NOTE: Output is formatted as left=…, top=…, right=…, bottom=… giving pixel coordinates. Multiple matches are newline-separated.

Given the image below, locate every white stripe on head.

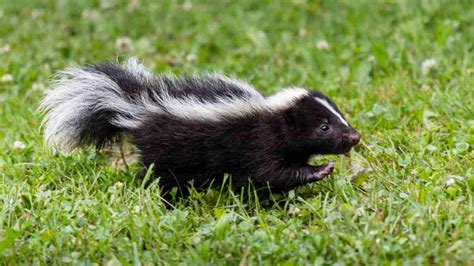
left=265, top=87, right=309, bottom=111
left=314, top=97, right=349, bottom=126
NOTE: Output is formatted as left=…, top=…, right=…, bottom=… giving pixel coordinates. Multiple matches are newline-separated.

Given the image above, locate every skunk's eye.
left=320, top=124, right=330, bottom=132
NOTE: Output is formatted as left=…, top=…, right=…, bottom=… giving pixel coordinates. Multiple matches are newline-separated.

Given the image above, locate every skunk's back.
left=40, top=58, right=262, bottom=152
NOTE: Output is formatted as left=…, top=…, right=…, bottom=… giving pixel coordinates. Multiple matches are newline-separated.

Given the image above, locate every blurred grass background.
left=0, top=0, right=473, bottom=264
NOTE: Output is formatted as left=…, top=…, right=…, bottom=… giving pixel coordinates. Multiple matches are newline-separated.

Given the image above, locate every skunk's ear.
left=284, top=107, right=308, bottom=131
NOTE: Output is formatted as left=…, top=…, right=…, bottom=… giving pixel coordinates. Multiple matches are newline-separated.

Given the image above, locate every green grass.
left=0, top=0, right=473, bottom=264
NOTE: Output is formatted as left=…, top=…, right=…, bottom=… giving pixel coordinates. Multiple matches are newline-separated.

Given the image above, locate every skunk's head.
left=281, top=90, right=360, bottom=157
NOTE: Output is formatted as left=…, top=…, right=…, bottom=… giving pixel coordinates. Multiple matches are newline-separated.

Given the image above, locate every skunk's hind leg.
left=154, top=171, right=221, bottom=198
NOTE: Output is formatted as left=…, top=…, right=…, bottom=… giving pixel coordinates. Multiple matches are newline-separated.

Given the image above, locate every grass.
left=0, top=0, right=473, bottom=264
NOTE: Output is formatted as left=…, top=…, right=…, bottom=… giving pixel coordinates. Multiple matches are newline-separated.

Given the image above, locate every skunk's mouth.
left=340, top=146, right=354, bottom=154
left=324, top=146, right=354, bottom=155
left=335, top=138, right=360, bottom=154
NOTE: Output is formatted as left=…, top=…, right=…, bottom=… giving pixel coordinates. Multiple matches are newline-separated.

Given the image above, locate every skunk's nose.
left=343, top=132, right=360, bottom=146
left=349, top=133, right=360, bottom=145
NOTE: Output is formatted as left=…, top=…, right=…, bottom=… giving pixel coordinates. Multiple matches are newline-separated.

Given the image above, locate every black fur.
left=42, top=60, right=360, bottom=195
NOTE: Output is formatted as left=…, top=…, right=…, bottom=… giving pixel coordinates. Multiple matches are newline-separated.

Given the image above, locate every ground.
left=0, top=0, right=473, bottom=265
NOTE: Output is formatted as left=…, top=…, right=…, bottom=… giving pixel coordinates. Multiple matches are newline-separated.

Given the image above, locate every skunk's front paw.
left=310, top=162, right=335, bottom=181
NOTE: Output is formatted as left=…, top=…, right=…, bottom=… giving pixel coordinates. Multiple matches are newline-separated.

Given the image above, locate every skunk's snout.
left=343, top=131, right=360, bottom=146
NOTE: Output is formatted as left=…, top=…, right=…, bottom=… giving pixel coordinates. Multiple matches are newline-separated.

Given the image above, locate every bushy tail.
left=40, top=58, right=157, bottom=153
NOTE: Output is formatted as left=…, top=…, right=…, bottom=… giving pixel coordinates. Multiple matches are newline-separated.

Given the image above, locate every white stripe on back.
left=265, top=87, right=309, bottom=110
left=157, top=88, right=308, bottom=121
left=314, top=97, right=349, bottom=126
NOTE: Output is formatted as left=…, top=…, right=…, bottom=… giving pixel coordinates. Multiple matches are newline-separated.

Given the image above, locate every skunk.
left=40, top=58, right=360, bottom=194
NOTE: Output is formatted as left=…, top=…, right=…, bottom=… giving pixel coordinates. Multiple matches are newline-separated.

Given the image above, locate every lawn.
left=0, top=0, right=473, bottom=264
